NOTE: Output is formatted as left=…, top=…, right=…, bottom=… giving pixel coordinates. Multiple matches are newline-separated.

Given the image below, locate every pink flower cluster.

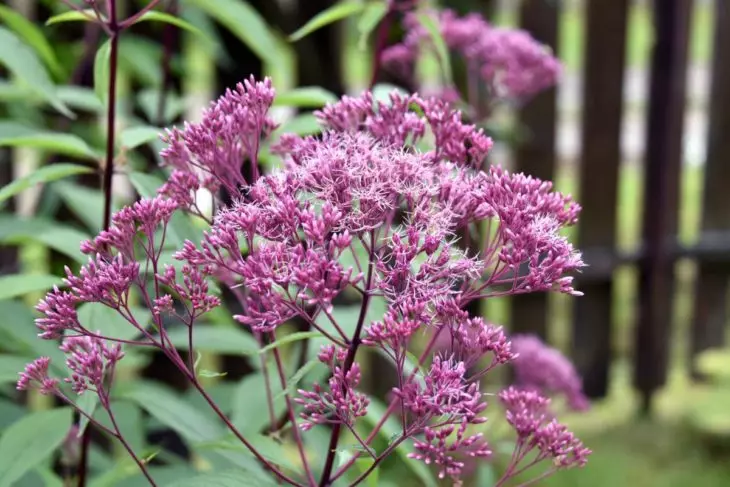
left=19, top=75, right=588, bottom=486
left=511, top=334, right=590, bottom=411
left=382, top=9, right=561, bottom=105
left=499, top=387, right=591, bottom=473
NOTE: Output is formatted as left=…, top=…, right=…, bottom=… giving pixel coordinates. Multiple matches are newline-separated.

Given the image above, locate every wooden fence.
left=505, top=0, right=730, bottom=413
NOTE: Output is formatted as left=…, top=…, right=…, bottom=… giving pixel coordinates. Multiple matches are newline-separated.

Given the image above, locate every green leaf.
left=120, top=126, right=161, bottom=150
left=45, top=9, right=100, bottom=26
left=476, top=463, right=496, bottom=487
left=137, top=89, right=185, bottom=124
left=0, top=274, right=61, bottom=300
left=277, top=114, right=321, bottom=136
left=274, top=87, right=337, bottom=108
left=199, top=370, right=227, bottom=378
left=122, top=382, right=224, bottom=443
left=77, top=302, right=150, bottom=342
left=0, top=408, right=73, bottom=487
left=197, top=434, right=301, bottom=474
left=371, top=83, right=409, bottom=104
left=0, top=163, right=92, bottom=208
left=273, top=358, right=321, bottom=401
left=119, top=36, right=163, bottom=87
left=232, top=372, right=285, bottom=435
left=164, top=326, right=259, bottom=355
left=0, top=355, right=30, bottom=384
left=53, top=182, right=108, bottom=231
left=0, top=300, right=67, bottom=376
left=0, top=27, right=72, bottom=117
left=259, top=331, right=323, bottom=355
left=357, top=2, right=389, bottom=50
left=0, top=5, right=63, bottom=77
left=131, top=11, right=207, bottom=39
left=353, top=457, right=379, bottom=487
left=0, top=216, right=88, bottom=263
left=76, top=392, right=98, bottom=438
left=185, top=0, right=284, bottom=71
left=416, top=12, right=452, bottom=83
left=94, top=39, right=111, bottom=106
left=363, top=397, right=437, bottom=487
left=0, top=121, right=97, bottom=159
left=290, top=1, right=365, bottom=42
left=57, top=86, right=104, bottom=112
left=165, top=469, right=277, bottom=487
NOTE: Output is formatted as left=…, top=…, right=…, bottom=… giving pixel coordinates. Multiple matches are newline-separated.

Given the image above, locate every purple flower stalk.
left=19, top=75, right=589, bottom=487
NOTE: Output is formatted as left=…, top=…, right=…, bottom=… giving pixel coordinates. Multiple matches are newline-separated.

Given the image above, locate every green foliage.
left=0, top=5, right=63, bottom=78
left=0, top=163, right=92, bottom=208
left=165, top=469, right=278, bottom=487
left=0, top=408, right=73, bottom=487
left=94, top=39, right=111, bottom=106
left=289, top=1, right=365, bottom=42
left=357, top=2, right=389, bottom=50
left=0, top=274, right=61, bottom=300
left=0, top=121, right=98, bottom=158
left=122, top=381, right=224, bottom=444
left=0, top=27, right=72, bottom=117
left=273, top=87, right=337, bottom=108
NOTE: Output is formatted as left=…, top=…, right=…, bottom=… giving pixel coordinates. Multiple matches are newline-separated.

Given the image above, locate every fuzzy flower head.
left=17, top=357, right=58, bottom=395
left=499, top=386, right=590, bottom=469
left=383, top=9, right=561, bottom=103
left=296, top=345, right=369, bottom=431
left=409, top=423, right=491, bottom=481
left=60, top=335, right=124, bottom=395
left=511, top=334, right=589, bottom=411
left=396, top=355, right=487, bottom=423
left=160, top=76, right=276, bottom=199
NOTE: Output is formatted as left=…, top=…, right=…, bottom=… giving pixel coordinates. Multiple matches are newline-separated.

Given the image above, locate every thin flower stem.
left=59, top=0, right=108, bottom=30
left=319, top=233, right=376, bottom=487
left=56, top=393, right=117, bottom=437
left=255, top=332, right=278, bottom=430
left=187, top=377, right=305, bottom=487
left=514, top=468, right=556, bottom=487
left=330, top=328, right=442, bottom=481
left=342, top=423, right=376, bottom=460
left=232, top=289, right=278, bottom=429
left=346, top=435, right=409, bottom=487
left=270, top=339, right=317, bottom=487
left=107, top=406, right=158, bottom=486
left=118, top=0, right=163, bottom=29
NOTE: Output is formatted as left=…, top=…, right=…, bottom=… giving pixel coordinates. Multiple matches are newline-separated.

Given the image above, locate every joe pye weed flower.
left=18, top=13, right=590, bottom=485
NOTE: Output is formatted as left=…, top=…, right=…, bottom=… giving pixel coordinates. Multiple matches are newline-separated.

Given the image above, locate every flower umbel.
left=20, top=74, right=588, bottom=487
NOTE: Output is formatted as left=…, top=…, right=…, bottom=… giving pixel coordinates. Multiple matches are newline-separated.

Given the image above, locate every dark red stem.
left=319, top=239, right=375, bottom=486
left=102, top=0, right=119, bottom=231
left=80, top=2, right=120, bottom=485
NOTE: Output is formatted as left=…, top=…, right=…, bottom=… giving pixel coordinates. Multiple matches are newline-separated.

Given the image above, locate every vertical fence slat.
left=690, top=0, right=730, bottom=374
left=509, top=0, right=559, bottom=339
left=635, top=0, right=693, bottom=412
left=572, top=0, right=630, bottom=399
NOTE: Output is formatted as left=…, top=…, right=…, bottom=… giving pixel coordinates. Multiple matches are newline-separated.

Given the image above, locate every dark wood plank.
left=635, top=0, right=693, bottom=413
left=509, top=0, right=559, bottom=339
left=572, top=0, right=630, bottom=399
left=690, top=0, right=730, bottom=375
